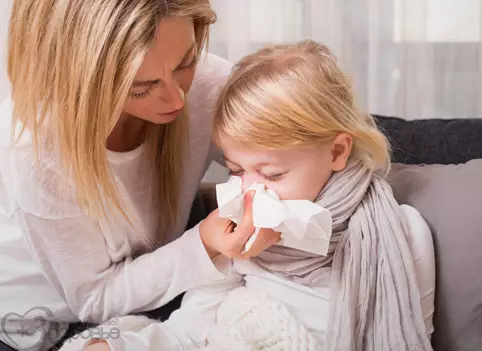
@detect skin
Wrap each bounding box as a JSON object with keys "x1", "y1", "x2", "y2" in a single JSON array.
[
  {"x1": 220, "y1": 133, "x2": 354, "y2": 202},
  {"x1": 210, "y1": 132, "x2": 353, "y2": 259},
  {"x1": 107, "y1": 17, "x2": 197, "y2": 153},
  {"x1": 81, "y1": 339, "x2": 109, "y2": 351}
]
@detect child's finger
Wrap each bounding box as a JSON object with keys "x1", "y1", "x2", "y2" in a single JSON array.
[
  {"x1": 232, "y1": 191, "x2": 256, "y2": 246},
  {"x1": 242, "y1": 228, "x2": 281, "y2": 258}
]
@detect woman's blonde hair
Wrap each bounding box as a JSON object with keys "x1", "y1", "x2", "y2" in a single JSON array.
[
  {"x1": 213, "y1": 40, "x2": 391, "y2": 173},
  {"x1": 8, "y1": 0, "x2": 216, "y2": 243}
]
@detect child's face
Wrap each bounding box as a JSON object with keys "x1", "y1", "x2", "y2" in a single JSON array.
[{"x1": 220, "y1": 138, "x2": 337, "y2": 202}]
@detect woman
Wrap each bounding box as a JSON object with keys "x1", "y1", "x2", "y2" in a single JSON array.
[{"x1": 0, "y1": 1, "x2": 279, "y2": 350}]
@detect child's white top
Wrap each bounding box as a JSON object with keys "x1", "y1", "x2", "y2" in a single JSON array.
[
  {"x1": 74, "y1": 205, "x2": 435, "y2": 351},
  {"x1": 0, "y1": 53, "x2": 232, "y2": 351}
]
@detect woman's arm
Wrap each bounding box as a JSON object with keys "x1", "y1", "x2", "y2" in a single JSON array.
[
  {"x1": 6, "y1": 152, "x2": 276, "y2": 330},
  {"x1": 21, "y1": 211, "x2": 229, "y2": 323},
  {"x1": 61, "y1": 259, "x2": 244, "y2": 351},
  {"x1": 6, "y1": 52, "x2": 271, "y2": 327},
  {"x1": 8, "y1": 145, "x2": 253, "y2": 324}
]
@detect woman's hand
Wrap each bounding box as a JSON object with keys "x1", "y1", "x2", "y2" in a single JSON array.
[{"x1": 200, "y1": 191, "x2": 281, "y2": 259}]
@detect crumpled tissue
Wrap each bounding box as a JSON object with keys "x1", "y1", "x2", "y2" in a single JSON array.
[{"x1": 215, "y1": 176, "x2": 333, "y2": 255}]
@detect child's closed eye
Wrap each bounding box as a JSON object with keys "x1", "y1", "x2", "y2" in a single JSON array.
[
  {"x1": 228, "y1": 169, "x2": 244, "y2": 177},
  {"x1": 227, "y1": 169, "x2": 286, "y2": 182},
  {"x1": 261, "y1": 173, "x2": 285, "y2": 182}
]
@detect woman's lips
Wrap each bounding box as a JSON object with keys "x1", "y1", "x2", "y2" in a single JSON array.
[{"x1": 158, "y1": 108, "x2": 183, "y2": 118}]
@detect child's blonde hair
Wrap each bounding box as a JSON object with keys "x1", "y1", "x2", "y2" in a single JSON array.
[{"x1": 213, "y1": 40, "x2": 391, "y2": 173}]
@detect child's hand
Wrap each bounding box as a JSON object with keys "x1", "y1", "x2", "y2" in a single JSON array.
[
  {"x1": 82, "y1": 339, "x2": 110, "y2": 351},
  {"x1": 200, "y1": 191, "x2": 278, "y2": 259},
  {"x1": 240, "y1": 227, "x2": 281, "y2": 259}
]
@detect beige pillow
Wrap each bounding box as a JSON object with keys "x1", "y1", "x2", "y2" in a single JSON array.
[{"x1": 388, "y1": 160, "x2": 482, "y2": 351}]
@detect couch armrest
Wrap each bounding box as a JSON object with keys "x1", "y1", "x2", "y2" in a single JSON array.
[{"x1": 199, "y1": 182, "x2": 218, "y2": 213}]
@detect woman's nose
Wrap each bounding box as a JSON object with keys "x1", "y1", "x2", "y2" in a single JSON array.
[{"x1": 160, "y1": 79, "x2": 185, "y2": 110}]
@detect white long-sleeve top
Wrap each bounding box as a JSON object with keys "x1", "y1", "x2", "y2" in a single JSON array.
[
  {"x1": 0, "y1": 53, "x2": 232, "y2": 351},
  {"x1": 68, "y1": 205, "x2": 435, "y2": 351}
]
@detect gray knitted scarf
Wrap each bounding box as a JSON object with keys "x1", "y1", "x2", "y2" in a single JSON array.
[{"x1": 252, "y1": 160, "x2": 433, "y2": 351}]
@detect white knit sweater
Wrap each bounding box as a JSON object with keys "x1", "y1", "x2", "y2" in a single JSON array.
[{"x1": 0, "y1": 54, "x2": 232, "y2": 351}]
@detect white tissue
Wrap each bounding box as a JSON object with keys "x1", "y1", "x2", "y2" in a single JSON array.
[{"x1": 215, "y1": 176, "x2": 333, "y2": 256}]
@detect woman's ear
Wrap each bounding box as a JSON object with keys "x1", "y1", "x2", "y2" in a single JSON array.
[{"x1": 330, "y1": 133, "x2": 353, "y2": 171}]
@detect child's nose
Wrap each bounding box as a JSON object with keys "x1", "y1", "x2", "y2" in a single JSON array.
[{"x1": 241, "y1": 173, "x2": 263, "y2": 192}]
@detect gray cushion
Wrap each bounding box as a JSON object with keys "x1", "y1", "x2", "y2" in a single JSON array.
[
  {"x1": 373, "y1": 115, "x2": 482, "y2": 165},
  {"x1": 388, "y1": 160, "x2": 482, "y2": 351}
]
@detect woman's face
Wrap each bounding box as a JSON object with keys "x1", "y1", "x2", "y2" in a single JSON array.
[{"x1": 123, "y1": 17, "x2": 197, "y2": 124}]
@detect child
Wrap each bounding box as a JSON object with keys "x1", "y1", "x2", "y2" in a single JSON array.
[{"x1": 66, "y1": 40, "x2": 435, "y2": 351}]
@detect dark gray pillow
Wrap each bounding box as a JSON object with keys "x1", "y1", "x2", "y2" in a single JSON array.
[
  {"x1": 373, "y1": 115, "x2": 482, "y2": 165},
  {"x1": 388, "y1": 160, "x2": 482, "y2": 351}
]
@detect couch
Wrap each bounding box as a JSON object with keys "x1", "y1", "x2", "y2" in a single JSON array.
[{"x1": 196, "y1": 115, "x2": 482, "y2": 351}]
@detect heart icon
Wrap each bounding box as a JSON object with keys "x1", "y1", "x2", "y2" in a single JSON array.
[{"x1": 1, "y1": 306, "x2": 55, "y2": 351}]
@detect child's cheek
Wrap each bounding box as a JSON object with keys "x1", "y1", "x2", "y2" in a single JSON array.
[
  {"x1": 271, "y1": 179, "x2": 320, "y2": 201},
  {"x1": 268, "y1": 182, "x2": 295, "y2": 201}
]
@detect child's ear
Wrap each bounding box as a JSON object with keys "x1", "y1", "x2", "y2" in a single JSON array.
[{"x1": 330, "y1": 133, "x2": 353, "y2": 171}]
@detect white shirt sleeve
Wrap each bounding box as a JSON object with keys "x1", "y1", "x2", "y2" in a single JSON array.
[
  {"x1": 399, "y1": 204, "x2": 436, "y2": 337},
  {"x1": 20, "y1": 210, "x2": 228, "y2": 323},
  {"x1": 61, "y1": 259, "x2": 243, "y2": 351}
]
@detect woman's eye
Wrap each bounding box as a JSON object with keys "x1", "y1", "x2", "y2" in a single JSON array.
[
  {"x1": 130, "y1": 87, "x2": 152, "y2": 99},
  {"x1": 176, "y1": 55, "x2": 198, "y2": 71},
  {"x1": 228, "y1": 170, "x2": 244, "y2": 177}
]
